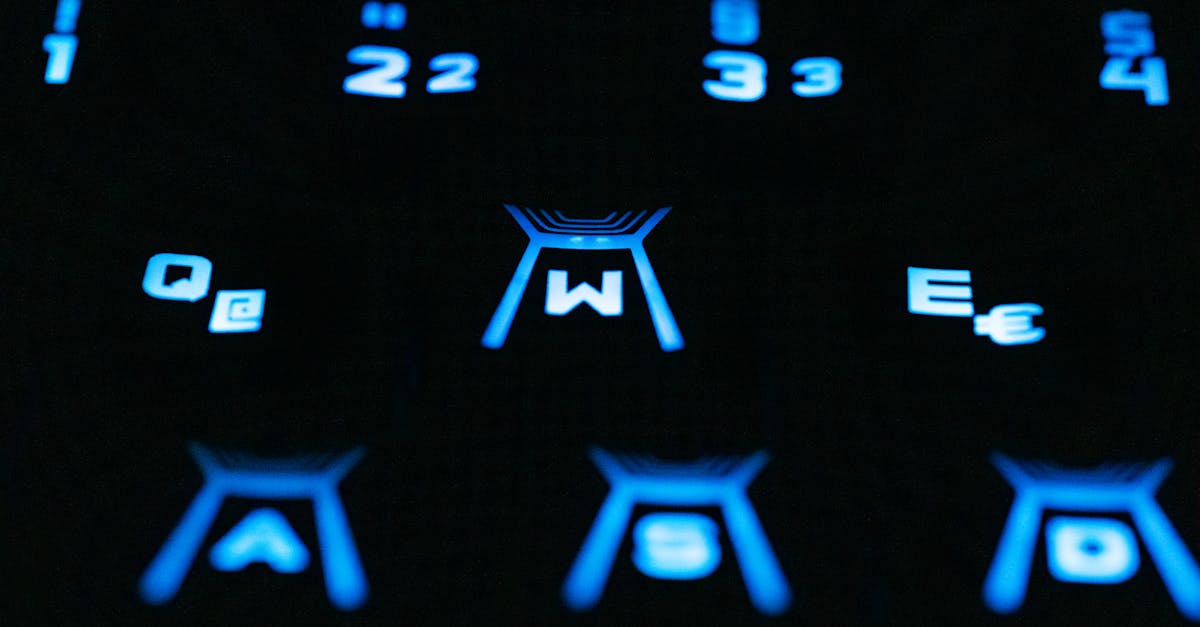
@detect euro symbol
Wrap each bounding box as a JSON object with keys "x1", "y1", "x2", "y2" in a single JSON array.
[{"x1": 973, "y1": 303, "x2": 1045, "y2": 346}]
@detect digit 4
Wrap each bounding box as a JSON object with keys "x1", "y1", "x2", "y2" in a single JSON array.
[{"x1": 1100, "y1": 56, "x2": 1169, "y2": 106}]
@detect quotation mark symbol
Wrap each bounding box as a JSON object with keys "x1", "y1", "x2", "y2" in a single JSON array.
[{"x1": 360, "y1": 2, "x2": 405, "y2": 30}]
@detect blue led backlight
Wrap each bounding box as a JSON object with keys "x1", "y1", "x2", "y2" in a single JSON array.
[
  {"x1": 344, "y1": 46, "x2": 410, "y2": 98},
  {"x1": 907, "y1": 267, "x2": 1044, "y2": 346},
  {"x1": 703, "y1": 3, "x2": 841, "y2": 102},
  {"x1": 344, "y1": 6, "x2": 478, "y2": 98},
  {"x1": 42, "y1": 0, "x2": 81, "y2": 84},
  {"x1": 791, "y1": 57, "x2": 842, "y2": 98},
  {"x1": 42, "y1": 35, "x2": 77, "y2": 84},
  {"x1": 1045, "y1": 516, "x2": 1140, "y2": 585},
  {"x1": 139, "y1": 445, "x2": 369, "y2": 611},
  {"x1": 143, "y1": 253, "x2": 213, "y2": 302},
  {"x1": 1100, "y1": 57, "x2": 1168, "y2": 105},
  {"x1": 209, "y1": 508, "x2": 311, "y2": 574},
  {"x1": 632, "y1": 513, "x2": 722, "y2": 580},
  {"x1": 142, "y1": 253, "x2": 268, "y2": 333},
  {"x1": 54, "y1": 0, "x2": 81, "y2": 32},
  {"x1": 974, "y1": 303, "x2": 1045, "y2": 346},
  {"x1": 427, "y1": 53, "x2": 479, "y2": 93},
  {"x1": 360, "y1": 2, "x2": 405, "y2": 30},
  {"x1": 907, "y1": 266, "x2": 973, "y2": 317},
  {"x1": 983, "y1": 453, "x2": 1200, "y2": 619},
  {"x1": 710, "y1": 0, "x2": 759, "y2": 46},
  {"x1": 1099, "y1": 10, "x2": 1168, "y2": 106},
  {"x1": 563, "y1": 449, "x2": 791, "y2": 615},
  {"x1": 208, "y1": 289, "x2": 266, "y2": 334},
  {"x1": 1101, "y1": 10, "x2": 1155, "y2": 58},
  {"x1": 545, "y1": 270, "x2": 622, "y2": 316},
  {"x1": 703, "y1": 51, "x2": 767, "y2": 102},
  {"x1": 481, "y1": 206, "x2": 683, "y2": 351}
]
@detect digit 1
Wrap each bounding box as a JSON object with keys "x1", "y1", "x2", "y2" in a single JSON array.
[{"x1": 43, "y1": 34, "x2": 78, "y2": 84}]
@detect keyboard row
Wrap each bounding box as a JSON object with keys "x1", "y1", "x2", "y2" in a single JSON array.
[
  {"x1": 127, "y1": 442, "x2": 1199, "y2": 620},
  {"x1": 36, "y1": 1, "x2": 1177, "y2": 109},
  {"x1": 140, "y1": 206, "x2": 1050, "y2": 348}
]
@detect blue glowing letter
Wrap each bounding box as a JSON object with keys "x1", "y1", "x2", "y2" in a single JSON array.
[
  {"x1": 208, "y1": 289, "x2": 266, "y2": 333},
  {"x1": 1045, "y1": 516, "x2": 1139, "y2": 585},
  {"x1": 983, "y1": 453, "x2": 1200, "y2": 619},
  {"x1": 545, "y1": 270, "x2": 622, "y2": 316},
  {"x1": 209, "y1": 508, "x2": 311, "y2": 574},
  {"x1": 563, "y1": 449, "x2": 791, "y2": 615},
  {"x1": 633, "y1": 512, "x2": 722, "y2": 580},
  {"x1": 143, "y1": 253, "x2": 213, "y2": 302},
  {"x1": 710, "y1": 0, "x2": 759, "y2": 46},
  {"x1": 973, "y1": 303, "x2": 1044, "y2": 346},
  {"x1": 906, "y1": 266, "x2": 973, "y2": 317},
  {"x1": 481, "y1": 207, "x2": 682, "y2": 351},
  {"x1": 139, "y1": 445, "x2": 368, "y2": 610}
]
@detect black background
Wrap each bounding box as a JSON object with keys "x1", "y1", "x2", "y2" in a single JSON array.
[{"x1": 5, "y1": 1, "x2": 1200, "y2": 625}]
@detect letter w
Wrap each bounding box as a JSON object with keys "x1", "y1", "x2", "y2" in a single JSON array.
[{"x1": 544, "y1": 270, "x2": 623, "y2": 316}]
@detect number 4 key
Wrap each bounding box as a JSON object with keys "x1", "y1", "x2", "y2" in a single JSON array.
[{"x1": 1099, "y1": 10, "x2": 1168, "y2": 106}]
